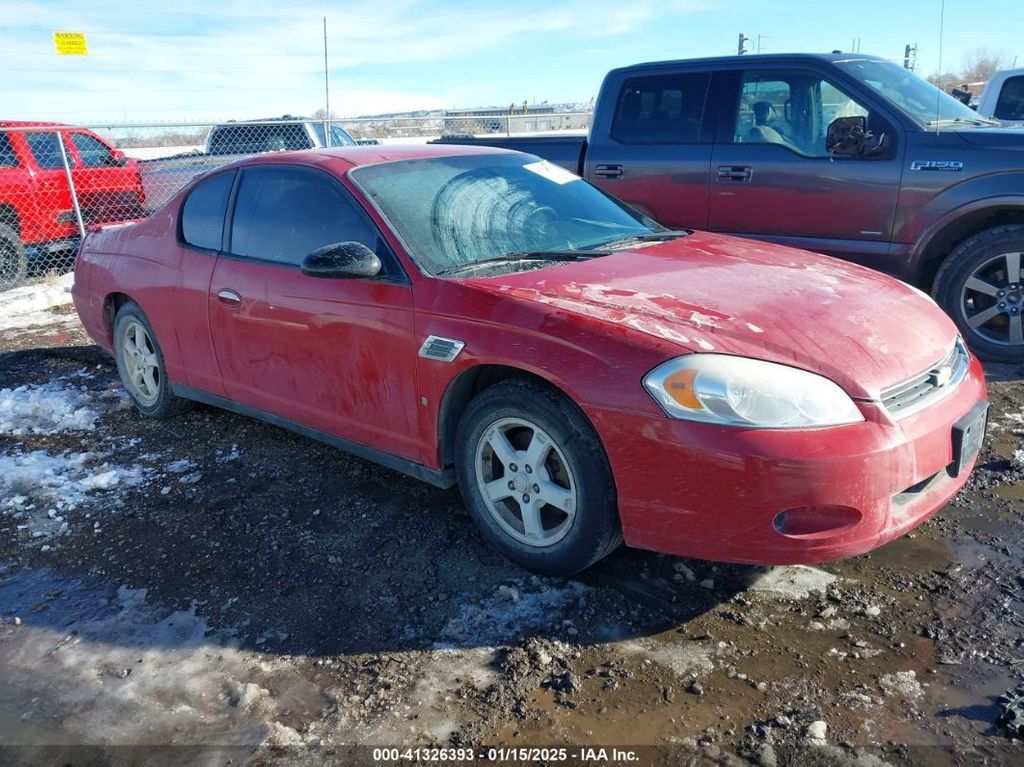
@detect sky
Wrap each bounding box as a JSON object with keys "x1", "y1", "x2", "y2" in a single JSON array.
[{"x1": 2, "y1": 0, "x2": 1022, "y2": 125}]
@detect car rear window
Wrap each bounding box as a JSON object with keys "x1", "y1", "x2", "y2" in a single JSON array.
[
  {"x1": 611, "y1": 72, "x2": 711, "y2": 144},
  {"x1": 181, "y1": 171, "x2": 234, "y2": 251}
]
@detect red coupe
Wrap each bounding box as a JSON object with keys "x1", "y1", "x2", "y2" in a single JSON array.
[{"x1": 72, "y1": 145, "x2": 988, "y2": 575}]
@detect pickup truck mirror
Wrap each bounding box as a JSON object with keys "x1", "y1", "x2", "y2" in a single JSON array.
[
  {"x1": 107, "y1": 148, "x2": 129, "y2": 167},
  {"x1": 301, "y1": 242, "x2": 381, "y2": 279},
  {"x1": 826, "y1": 116, "x2": 887, "y2": 158}
]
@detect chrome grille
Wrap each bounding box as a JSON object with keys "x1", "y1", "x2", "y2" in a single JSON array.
[{"x1": 880, "y1": 340, "x2": 969, "y2": 418}]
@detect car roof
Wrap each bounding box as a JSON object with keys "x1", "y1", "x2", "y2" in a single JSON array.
[
  {"x1": 235, "y1": 143, "x2": 520, "y2": 171},
  {"x1": 0, "y1": 120, "x2": 80, "y2": 129}
]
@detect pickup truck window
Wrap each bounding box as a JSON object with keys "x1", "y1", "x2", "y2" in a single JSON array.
[
  {"x1": 181, "y1": 171, "x2": 234, "y2": 251},
  {"x1": 71, "y1": 132, "x2": 114, "y2": 168},
  {"x1": 310, "y1": 122, "x2": 358, "y2": 147},
  {"x1": 0, "y1": 133, "x2": 15, "y2": 167},
  {"x1": 834, "y1": 58, "x2": 997, "y2": 127},
  {"x1": 994, "y1": 76, "x2": 1024, "y2": 121},
  {"x1": 208, "y1": 123, "x2": 311, "y2": 156},
  {"x1": 611, "y1": 72, "x2": 710, "y2": 145},
  {"x1": 733, "y1": 70, "x2": 868, "y2": 158},
  {"x1": 25, "y1": 132, "x2": 69, "y2": 170},
  {"x1": 229, "y1": 166, "x2": 376, "y2": 266}
]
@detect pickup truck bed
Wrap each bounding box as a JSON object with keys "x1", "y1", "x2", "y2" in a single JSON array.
[{"x1": 432, "y1": 134, "x2": 587, "y2": 174}]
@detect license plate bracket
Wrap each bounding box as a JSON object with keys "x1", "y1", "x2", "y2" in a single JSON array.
[{"x1": 951, "y1": 401, "x2": 988, "y2": 477}]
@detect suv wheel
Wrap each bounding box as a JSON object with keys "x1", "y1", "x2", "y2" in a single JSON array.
[
  {"x1": 0, "y1": 223, "x2": 28, "y2": 290},
  {"x1": 455, "y1": 378, "x2": 621, "y2": 576},
  {"x1": 934, "y1": 224, "x2": 1024, "y2": 362}
]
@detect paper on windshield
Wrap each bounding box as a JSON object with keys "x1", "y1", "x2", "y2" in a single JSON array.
[{"x1": 522, "y1": 160, "x2": 579, "y2": 185}]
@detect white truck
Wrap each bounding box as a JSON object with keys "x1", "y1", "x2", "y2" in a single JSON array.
[{"x1": 975, "y1": 68, "x2": 1024, "y2": 126}]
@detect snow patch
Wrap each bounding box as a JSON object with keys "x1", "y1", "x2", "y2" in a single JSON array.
[
  {"x1": 749, "y1": 565, "x2": 837, "y2": 600},
  {"x1": 0, "y1": 273, "x2": 76, "y2": 331},
  {"x1": 439, "y1": 580, "x2": 588, "y2": 647}
]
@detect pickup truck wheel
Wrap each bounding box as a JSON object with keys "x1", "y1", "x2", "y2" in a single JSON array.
[
  {"x1": 0, "y1": 224, "x2": 28, "y2": 290},
  {"x1": 455, "y1": 378, "x2": 621, "y2": 576},
  {"x1": 935, "y1": 224, "x2": 1024, "y2": 362},
  {"x1": 113, "y1": 303, "x2": 193, "y2": 418}
]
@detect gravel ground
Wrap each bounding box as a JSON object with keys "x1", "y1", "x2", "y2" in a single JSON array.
[{"x1": 2, "y1": 308, "x2": 1024, "y2": 764}]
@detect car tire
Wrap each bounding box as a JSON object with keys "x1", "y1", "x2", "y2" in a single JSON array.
[
  {"x1": 455, "y1": 378, "x2": 622, "y2": 576},
  {"x1": 0, "y1": 223, "x2": 28, "y2": 290},
  {"x1": 934, "y1": 224, "x2": 1024, "y2": 362},
  {"x1": 113, "y1": 303, "x2": 193, "y2": 418}
]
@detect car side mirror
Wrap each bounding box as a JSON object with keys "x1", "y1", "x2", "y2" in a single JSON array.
[
  {"x1": 826, "y1": 116, "x2": 887, "y2": 158},
  {"x1": 301, "y1": 242, "x2": 381, "y2": 279},
  {"x1": 108, "y1": 148, "x2": 129, "y2": 166}
]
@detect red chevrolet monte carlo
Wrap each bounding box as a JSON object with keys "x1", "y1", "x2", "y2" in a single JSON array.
[{"x1": 72, "y1": 145, "x2": 988, "y2": 576}]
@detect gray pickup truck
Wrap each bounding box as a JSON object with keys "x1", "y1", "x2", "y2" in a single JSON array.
[
  {"x1": 139, "y1": 117, "x2": 357, "y2": 210},
  {"x1": 435, "y1": 53, "x2": 1024, "y2": 361}
]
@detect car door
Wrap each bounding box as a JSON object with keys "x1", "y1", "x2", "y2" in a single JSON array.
[
  {"x1": 708, "y1": 65, "x2": 903, "y2": 271},
  {"x1": 208, "y1": 164, "x2": 420, "y2": 459},
  {"x1": 583, "y1": 69, "x2": 714, "y2": 229},
  {"x1": 21, "y1": 130, "x2": 78, "y2": 243},
  {"x1": 67, "y1": 130, "x2": 142, "y2": 223}
]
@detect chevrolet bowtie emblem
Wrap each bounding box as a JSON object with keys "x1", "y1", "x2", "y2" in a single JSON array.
[{"x1": 931, "y1": 366, "x2": 953, "y2": 387}]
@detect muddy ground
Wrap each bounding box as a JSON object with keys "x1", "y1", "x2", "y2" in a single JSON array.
[{"x1": 1, "y1": 307, "x2": 1024, "y2": 765}]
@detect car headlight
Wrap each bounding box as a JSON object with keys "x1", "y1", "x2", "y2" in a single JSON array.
[{"x1": 643, "y1": 355, "x2": 863, "y2": 428}]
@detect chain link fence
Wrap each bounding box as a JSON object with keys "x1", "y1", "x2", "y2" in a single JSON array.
[{"x1": 0, "y1": 113, "x2": 590, "y2": 291}]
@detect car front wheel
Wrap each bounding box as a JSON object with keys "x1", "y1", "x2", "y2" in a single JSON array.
[
  {"x1": 455, "y1": 378, "x2": 621, "y2": 576},
  {"x1": 0, "y1": 223, "x2": 27, "y2": 290},
  {"x1": 935, "y1": 224, "x2": 1024, "y2": 362}
]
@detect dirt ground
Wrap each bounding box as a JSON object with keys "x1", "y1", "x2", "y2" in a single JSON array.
[{"x1": 2, "y1": 306, "x2": 1024, "y2": 765}]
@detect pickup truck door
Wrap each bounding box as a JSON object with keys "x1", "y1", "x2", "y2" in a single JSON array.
[
  {"x1": 707, "y1": 66, "x2": 903, "y2": 271},
  {"x1": 583, "y1": 70, "x2": 714, "y2": 229},
  {"x1": 207, "y1": 165, "x2": 421, "y2": 460},
  {"x1": 18, "y1": 131, "x2": 79, "y2": 244},
  {"x1": 66, "y1": 131, "x2": 144, "y2": 222}
]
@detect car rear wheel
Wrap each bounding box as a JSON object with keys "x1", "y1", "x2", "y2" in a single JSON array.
[
  {"x1": 935, "y1": 224, "x2": 1024, "y2": 362},
  {"x1": 455, "y1": 378, "x2": 621, "y2": 576},
  {"x1": 0, "y1": 223, "x2": 28, "y2": 290},
  {"x1": 113, "y1": 303, "x2": 193, "y2": 418}
]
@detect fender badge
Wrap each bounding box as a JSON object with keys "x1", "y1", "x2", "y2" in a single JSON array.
[{"x1": 910, "y1": 160, "x2": 963, "y2": 171}]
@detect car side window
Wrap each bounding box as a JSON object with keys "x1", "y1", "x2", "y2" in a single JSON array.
[
  {"x1": 181, "y1": 172, "x2": 234, "y2": 251},
  {"x1": 611, "y1": 72, "x2": 711, "y2": 144},
  {"x1": 71, "y1": 132, "x2": 114, "y2": 168},
  {"x1": 229, "y1": 166, "x2": 379, "y2": 267},
  {"x1": 24, "y1": 132, "x2": 71, "y2": 169},
  {"x1": 734, "y1": 70, "x2": 870, "y2": 158},
  {"x1": 994, "y1": 76, "x2": 1024, "y2": 121},
  {"x1": 0, "y1": 133, "x2": 16, "y2": 167}
]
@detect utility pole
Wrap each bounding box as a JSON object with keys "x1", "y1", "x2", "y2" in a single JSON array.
[
  {"x1": 323, "y1": 16, "x2": 331, "y2": 146},
  {"x1": 903, "y1": 43, "x2": 918, "y2": 71},
  {"x1": 737, "y1": 33, "x2": 749, "y2": 55}
]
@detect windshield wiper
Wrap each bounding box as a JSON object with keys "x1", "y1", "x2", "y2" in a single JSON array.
[
  {"x1": 436, "y1": 250, "x2": 606, "y2": 277},
  {"x1": 598, "y1": 229, "x2": 692, "y2": 248}
]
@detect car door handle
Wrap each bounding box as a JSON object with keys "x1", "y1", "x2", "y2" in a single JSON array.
[
  {"x1": 593, "y1": 163, "x2": 624, "y2": 179},
  {"x1": 717, "y1": 165, "x2": 753, "y2": 183},
  {"x1": 217, "y1": 289, "x2": 241, "y2": 306}
]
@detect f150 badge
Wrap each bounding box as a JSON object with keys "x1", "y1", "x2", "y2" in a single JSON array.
[{"x1": 911, "y1": 160, "x2": 963, "y2": 171}]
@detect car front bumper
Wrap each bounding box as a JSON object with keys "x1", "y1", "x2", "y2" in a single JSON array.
[{"x1": 587, "y1": 355, "x2": 988, "y2": 565}]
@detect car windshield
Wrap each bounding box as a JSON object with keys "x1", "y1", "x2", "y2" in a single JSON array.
[
  {"x1": 350, "y1": 154, "x2": 661, "y2": 276},
  {"x1": 834, "y1": 58, "x2": 999, "y2": 128},
  {"x1": 311, "y1": 123, "x2": 357, "y2": 147}
]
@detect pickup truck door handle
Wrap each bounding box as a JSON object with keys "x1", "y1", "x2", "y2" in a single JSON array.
[
  {"x1": 216, "y1": 289, "x2": 242, "y2": 306},
  {"x1": 593, "y1": 163, "x2": 624, "y2": 179},
  {"x1": 717, "y1": 165, "x2": 753, "y2": 183}
]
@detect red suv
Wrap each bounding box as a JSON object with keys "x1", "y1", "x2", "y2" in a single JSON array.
[{"x1": 0, "y1": 121, "x2": 146, "y2": 288}]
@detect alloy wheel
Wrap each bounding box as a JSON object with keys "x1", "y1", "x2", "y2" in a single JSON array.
[
  {"x1": 120, "y1": 319, "x2": 161, "y2": 406},
  {"x1": 960, "y1": 251, "x2": 1024, "y2": 346},
  {"x1": 474, "y1": 417, "x2": 578, "y2": 548}
]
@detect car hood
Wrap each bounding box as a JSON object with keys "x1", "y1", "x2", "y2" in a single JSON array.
[
  {"x1": 955, "y1": 126, "x2": 1024, "y2": 146},
  {"x1": 461, "y1": 232, "x2": 959, "y2": 400}
]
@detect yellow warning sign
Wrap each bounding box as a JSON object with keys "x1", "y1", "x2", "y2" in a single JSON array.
[{"x1": 53, "y1": 31, "x2": 88, "y2": 56}]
